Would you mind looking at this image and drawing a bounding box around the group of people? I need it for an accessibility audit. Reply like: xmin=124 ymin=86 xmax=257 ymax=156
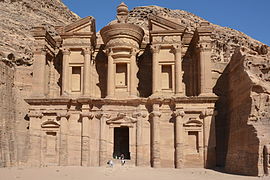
xmin=107 ymin=154 xmax=125 ymax=167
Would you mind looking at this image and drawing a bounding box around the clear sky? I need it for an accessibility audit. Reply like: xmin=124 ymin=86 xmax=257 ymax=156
xmin=62 ymin=0 xmax=270 ymax=46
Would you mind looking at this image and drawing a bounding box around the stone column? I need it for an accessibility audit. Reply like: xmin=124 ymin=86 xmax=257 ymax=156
xmin=106 ymin=49 xmax=115 ymax=98
xmin=197 ymin=22 xmax=213 ymax=96
xmin=28 ymin=111 xmax=43 ymax=167
xmin=32 ymin=48 xmax=47 ymax=97
xmin=83 ymin=48 xmax=91 ymax=96
xmin=62 ymin=48 xmax=70 ymax=96
xmin=201 ymin=109 xmax=216 ymax=168
xmin=81 ymin=110 xmax=94 ymax=166
xmin=96 ymin=113 xmax=111 ymax=166
xmin=58 ymin=112 xmax=70 ymax=166
xmin=150 ymin=104 xmax=161 ymax=168
xmin=133 ymin=111 xmax=147 ymax=166
xmin=130 ymin=48 xmax=138 ymax=97
xmin=174 ymin=110 xmax=185 ymax=168
xmin=150 ymin=45 xmax=160 ymax=96
xmin=172 ymin=44 xmax=184 ymax=96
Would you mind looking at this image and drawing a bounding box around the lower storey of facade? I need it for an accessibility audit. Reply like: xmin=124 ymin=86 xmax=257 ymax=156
xmin=26 ymin=97 xmax=217 ymax=168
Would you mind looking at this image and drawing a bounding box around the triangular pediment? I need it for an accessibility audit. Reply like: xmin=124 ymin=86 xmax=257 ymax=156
xmin=41 ymin=120 xmax=60 ymax=128
xmin=57 ymin=16 xmax=96 ymax=37
xmin=149 ymin=15 xmax=186 ymax=32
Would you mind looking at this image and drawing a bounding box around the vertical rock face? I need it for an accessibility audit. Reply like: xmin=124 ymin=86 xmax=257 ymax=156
xmin=0 ymin=61 xmax=16 ymax=167
xmin=0 ymin=0 xmax=79 ymax=167
xmin=0 ymin=1 xmax=270 ymax=176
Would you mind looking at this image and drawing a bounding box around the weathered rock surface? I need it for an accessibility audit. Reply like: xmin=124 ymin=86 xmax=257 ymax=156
xmin=0 ymin=0 xmax=79 ymax=65
xmin=0 ymin=1 xmax=270 ymax=176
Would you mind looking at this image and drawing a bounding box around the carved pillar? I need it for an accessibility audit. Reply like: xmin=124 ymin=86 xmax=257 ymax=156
xmin=174 ymin=110 xmax=185 ymax=168
xmin=172 ymin=44 xmax=183 ymax=96
xmin=130 ymin=48 xmax=138 ymax=97
xmin=106 ymin=49 xmax=115 ymax=98
xmin=197 ymin=22 xmax=213 ymax=96
xmin=96 ymin=113 xmax=111 ymax=166
xmin=32 ymin=48 xmax=47 ymax=97
xmin=62 ymin=48 xmax=70 ymax=96
xmin=81 ymin=110 xmax=94 ymax=166
xmin=28 ymin=111 xmax=43 ymax=166
xmin=83 ymin=48 xmax=91 ymax=96
xmin=150 ymin=45 xmax=160 ymax=96
xmin=57 ymin=112 xmax=70 ymax=166
xmin=201 ymin=109 xmax=216 ymax=168
xmin=133 ymin=111 xmax=147 ymax=166
xmin=150 ymin=104 xmax=161 ymax=168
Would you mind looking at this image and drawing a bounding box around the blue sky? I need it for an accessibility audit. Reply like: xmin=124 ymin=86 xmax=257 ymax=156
xmin=62 ymin=0 xmax=270 ymax=46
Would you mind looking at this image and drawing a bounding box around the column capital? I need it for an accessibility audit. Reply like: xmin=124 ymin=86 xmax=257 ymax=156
xmin=28 ymin=111 xmax=43 ymax=118
xmin=82 ymin=48 xmax=92 ymax=55
xmin=95 ymin=112 xmax=111 ymax=119
xmin=173 ymin=110 xmax=185 ymax=118
xmin=57 ymin=112 xmax=70 ymax=118
xmin=61 ymin=48 xmax=71 ymax=55
xmin=130 ymin=48 xmax=139 ymax=56
xmin=132 ymin=111 xmax=148 ymax=118
xmin=172 ymin=44 xmax=182 ymax=54
xmin=200 ymin=109 xmax=216 ymax=118
xmin=149 ymin=111 xmax=161 ymax=118
xmin=150 ymin=45 xmax=161 ymax=54
xmin=197 ymin=41 xmax=211 ymax=52
xmin=104 ymin=48 xmax=113 ymax=56
xmin=81 ymin=112 xmax=94 ymax=119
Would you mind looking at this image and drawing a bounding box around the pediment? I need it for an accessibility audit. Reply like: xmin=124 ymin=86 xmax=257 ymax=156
xmin=149 ymin=15 xmax=186 ymax=33
xmin=184 ymin=118 xmax=203 ymax=127
xmin=58 ymin=16 xmax=96 ymax=36
xmin=106 ymin=113 xmax=137 ymax=125
xmin=41 ymin=120 xmax=60 ymax=128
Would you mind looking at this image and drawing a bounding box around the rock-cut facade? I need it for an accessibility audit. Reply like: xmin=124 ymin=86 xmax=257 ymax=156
xmin=26 ymin=3 xmax=218 ymax=168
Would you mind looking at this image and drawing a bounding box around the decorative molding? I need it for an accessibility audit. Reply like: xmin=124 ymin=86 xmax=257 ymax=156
xmin=28 ymin=111 xmax=43 ymax=118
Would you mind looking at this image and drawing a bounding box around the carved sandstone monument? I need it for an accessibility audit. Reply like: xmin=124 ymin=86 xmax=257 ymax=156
xmin=0 ymin=0 xmax=270 ymax=177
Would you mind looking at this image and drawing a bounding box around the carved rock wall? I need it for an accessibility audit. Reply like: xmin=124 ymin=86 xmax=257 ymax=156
xmin=0 ymin=61 xmax=16 ymax=167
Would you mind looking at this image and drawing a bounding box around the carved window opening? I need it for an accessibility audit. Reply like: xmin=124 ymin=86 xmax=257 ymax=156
xmin=46 ymin=131 xmax=57 ymax=155
xmin=116 ymin=63 xmax=127 ymax=87
xmin=188 ymin=131 xmax=199 ymax=154
xmin=71 ymin=66 xmax=81 ymax=92
xmin=161 ymin=65 xmax=172 ymax=90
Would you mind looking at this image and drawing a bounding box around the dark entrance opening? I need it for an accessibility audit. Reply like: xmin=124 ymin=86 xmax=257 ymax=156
xmin=113 ymin=127 xmax=130 ymax=159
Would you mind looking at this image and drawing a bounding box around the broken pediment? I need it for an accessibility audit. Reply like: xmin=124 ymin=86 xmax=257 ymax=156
xmin=57 ymin=16 xmax=96 ymax=37
xmin=149 ymin=15 xmax=186 ymax=33
xmin=106 ymin=113 xmax=137 ymax=127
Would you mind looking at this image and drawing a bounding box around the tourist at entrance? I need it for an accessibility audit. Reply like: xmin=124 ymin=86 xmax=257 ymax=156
xmin=120 ymin=154 xmax=125 ymax=166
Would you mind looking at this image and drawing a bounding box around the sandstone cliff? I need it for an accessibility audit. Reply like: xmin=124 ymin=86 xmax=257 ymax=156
xmin=0 ymin=0 xmax=79 ymax=167
xmin=0 ymin=1 xmax=270 ymax=176
xmin=0 ymin=0 xmax=79 ymax=65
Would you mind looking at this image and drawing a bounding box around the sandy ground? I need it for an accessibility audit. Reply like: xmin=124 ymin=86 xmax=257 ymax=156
xmin=1 ymin=165 xmax=269 ymax=180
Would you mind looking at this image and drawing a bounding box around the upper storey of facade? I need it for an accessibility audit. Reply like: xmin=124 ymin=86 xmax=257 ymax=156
xmin=30 ymin=2 xmax=216 ymax=100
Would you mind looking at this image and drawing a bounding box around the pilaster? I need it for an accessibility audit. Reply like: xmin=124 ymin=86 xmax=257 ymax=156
xmin=133 ymin=111 xmax=148 ymax=166
xmin=57 ymin=112 xmax=70 ymax=166
xmin=80 ymin=108 xmax=94 ymax=166
xmin=130 ymin=48 xmax=139 ymax=97
xmin=32 ymin=48 xmax=47 ymax=97
xmin=61 ymin=48 xmax=70 ymax=96
xmin=150 ymin=45 xmax=161 ymax=96
xmin=172 ymin=44 xmax=184 ymax=96
xmin=96 ymin=112 xmax=111 ymax=166
xmin=106 ymin=49 xmax=115 ymax=98
xmin=173 ymin=110 xmax=185 ymax=168
xmin=82 ymin=48 xmax=92 ymax=96
xmin=28 ymin=111 xmax=43 ymax=167
xmin=149 ymin=104 xmax=161 ymax=168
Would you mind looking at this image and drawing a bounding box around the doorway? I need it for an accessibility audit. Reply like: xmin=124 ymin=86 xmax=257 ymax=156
xmin=113 ymin=127 xmax=130 ymax=159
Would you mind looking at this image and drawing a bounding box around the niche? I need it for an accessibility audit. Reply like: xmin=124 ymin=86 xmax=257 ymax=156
xmin=116 ymin=63 xmax=127 ymax=87
xmin=71 ymin=66 xmax=81 ymax=92
xmin=161 ymin=65 xmax=172 ymax=90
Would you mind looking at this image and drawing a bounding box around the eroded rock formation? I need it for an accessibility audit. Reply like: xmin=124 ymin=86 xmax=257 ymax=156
xmin=0 ymin=0 xmax=270 ymax=176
